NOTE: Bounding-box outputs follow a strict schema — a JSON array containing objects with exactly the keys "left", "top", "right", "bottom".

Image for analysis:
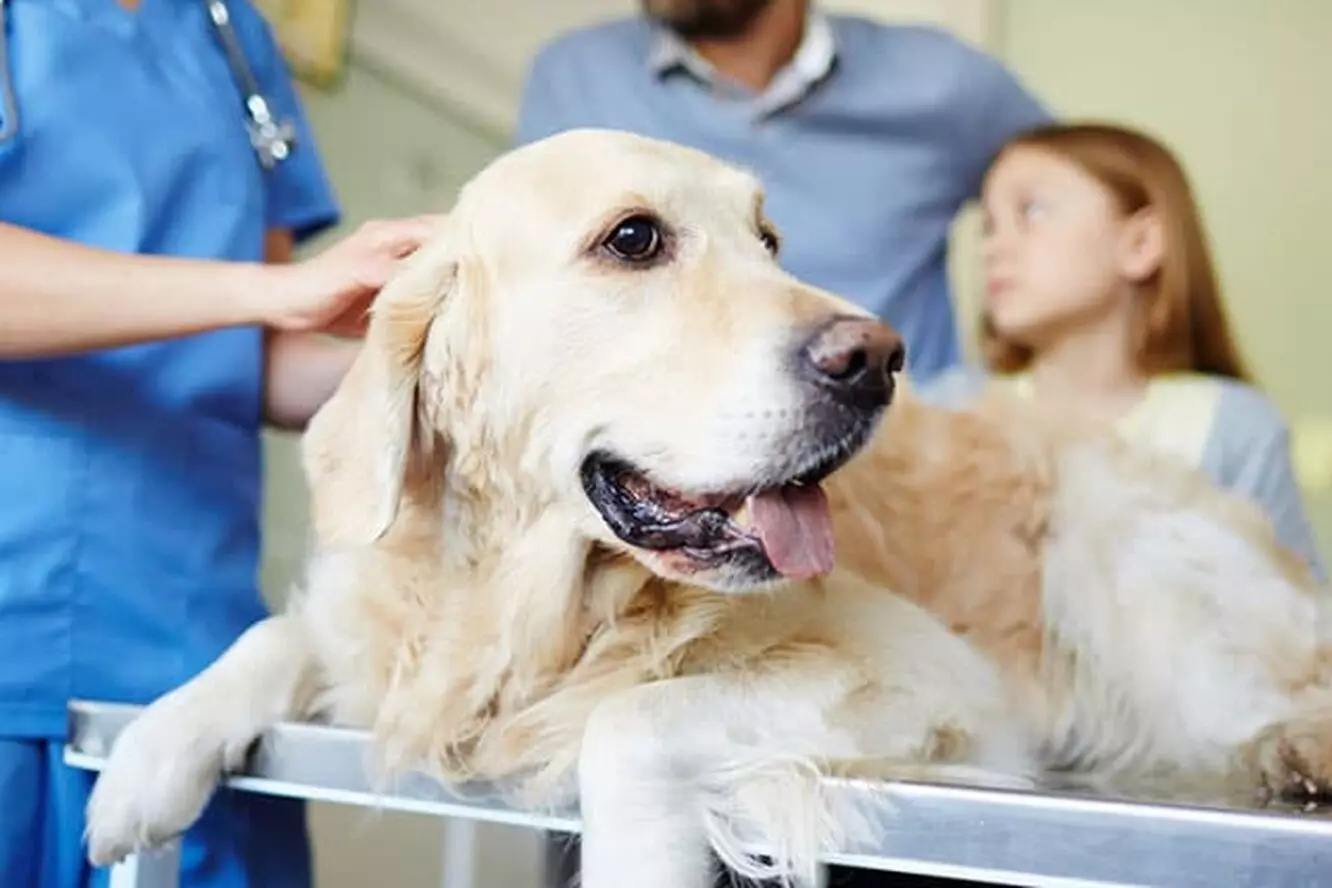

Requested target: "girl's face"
[{"left": 980, "top": 146, "right": 1162, "bottom": 349}]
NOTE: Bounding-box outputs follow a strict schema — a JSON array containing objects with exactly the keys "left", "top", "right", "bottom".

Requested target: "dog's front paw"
[
  {"left": 1244, "top": 714, "right": 1332, "bottom": 803},
  {"left": 85, "top": 699, "right": 229, "bottom": 866}
]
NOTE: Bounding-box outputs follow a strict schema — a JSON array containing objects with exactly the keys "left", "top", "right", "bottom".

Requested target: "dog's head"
[{"left": 304, "top": 129, "right": 905, "bottom": 593}]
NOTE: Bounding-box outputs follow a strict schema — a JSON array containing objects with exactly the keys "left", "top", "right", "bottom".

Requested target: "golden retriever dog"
[{"left": 85, "top": 129, "right": 1332, "bottom": 887}]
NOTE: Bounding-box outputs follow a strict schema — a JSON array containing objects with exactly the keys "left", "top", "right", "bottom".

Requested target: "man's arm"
[
  {"left": 260, "top": 228, "right": 360, "bottom": 431},
  {"left": 513, "top": 40, "right": 580, "bottom": 146},
  {"left": 0, "top": 221, "right": 270, "bottom": 358},
  {"left": 960, "top": 49, "right": 1054, "bottom": 196}
]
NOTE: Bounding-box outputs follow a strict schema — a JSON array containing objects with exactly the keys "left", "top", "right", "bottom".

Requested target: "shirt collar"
[{"left": 647, "top": 8, "right": 837, "bottom": 115}]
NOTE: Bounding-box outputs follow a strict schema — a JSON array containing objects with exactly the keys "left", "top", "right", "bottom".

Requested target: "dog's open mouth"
[{"left": 580, "top": 444, "right": 858, "bottom": 581}]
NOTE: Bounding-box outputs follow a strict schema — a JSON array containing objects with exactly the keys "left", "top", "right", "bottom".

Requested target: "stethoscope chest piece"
[
  {"left": 205, "top": 0, "right": 298, "bottom": 170},
  {"left": 242, "top": 91, "right": 298, "bottom": 170},
  {"left": 0, "top": 0, "right": 19, "bottom": 146}
]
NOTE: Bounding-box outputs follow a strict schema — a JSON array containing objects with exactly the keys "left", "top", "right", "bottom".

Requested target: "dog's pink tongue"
[{"left": 747, "top": 483, "right": 834, "bottom": 579}]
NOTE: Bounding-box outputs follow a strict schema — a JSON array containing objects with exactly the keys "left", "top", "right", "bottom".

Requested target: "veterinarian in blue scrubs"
[{"left": 0, "top": 1, "right": 432, "bottom": 886}]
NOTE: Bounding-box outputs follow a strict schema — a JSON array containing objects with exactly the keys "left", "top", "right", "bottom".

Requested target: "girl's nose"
[{"left": 981, "top": 232, "right": 1008, "bottom": 264}]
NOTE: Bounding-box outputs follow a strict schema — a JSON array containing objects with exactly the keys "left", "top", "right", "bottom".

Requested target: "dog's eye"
[
  {"left": 603, "top": 215, "right": 663, "bottom": 263},
  {"left": 759, "top": 227, "right": 780, "bottom": 255}
]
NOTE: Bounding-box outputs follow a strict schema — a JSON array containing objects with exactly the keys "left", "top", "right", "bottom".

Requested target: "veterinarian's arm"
[
  {"left": 259, "top": 228, "right": 361, "bottom": 431},
  {"left": 0, "top": 220, "right": 272, "bottom": 358},
  {"left": 0, "top": 218, "right": 438, "bottom": 359},
  {"left": 262, "top": 330, "right": 360, "bottom": 430}
]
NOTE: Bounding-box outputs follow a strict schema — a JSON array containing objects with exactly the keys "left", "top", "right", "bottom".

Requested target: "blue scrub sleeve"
[{"left": 230, "top": 1, "right": 341, "bottom": 244}]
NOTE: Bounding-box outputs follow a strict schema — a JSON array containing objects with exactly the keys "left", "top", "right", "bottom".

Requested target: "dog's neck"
[
  {"left": 435, "top": 481, "right": 722, "bottom": 684},
  {"left": 371, "top": 460, "right": 733, "bottom": 795}
]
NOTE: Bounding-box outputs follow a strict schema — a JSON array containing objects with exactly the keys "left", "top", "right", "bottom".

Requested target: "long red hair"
[{"left": 981, "top": 122, "right": 1251, "bottom": 382}]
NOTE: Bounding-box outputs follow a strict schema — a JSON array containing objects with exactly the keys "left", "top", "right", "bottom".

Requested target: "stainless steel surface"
[{"left": 66, "top": 699, "right": 1332, "bottom": 887}]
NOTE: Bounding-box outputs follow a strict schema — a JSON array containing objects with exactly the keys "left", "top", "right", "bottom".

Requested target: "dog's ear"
[{"left": 302, "top": 236, "right": 457, "bottom": 547}]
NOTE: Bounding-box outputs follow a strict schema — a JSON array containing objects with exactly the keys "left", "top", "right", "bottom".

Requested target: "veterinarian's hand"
[{"left": 261, "top": 216, "right": 444, "bottom": 337}]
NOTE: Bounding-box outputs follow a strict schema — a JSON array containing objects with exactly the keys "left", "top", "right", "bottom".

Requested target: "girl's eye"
[{"left": 1021, "top": 199, "right": 1047, "bottom": 221}]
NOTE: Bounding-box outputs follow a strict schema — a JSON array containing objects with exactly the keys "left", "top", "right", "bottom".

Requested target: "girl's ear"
[{"left": 1118, "top": 206, "right": 1165, "bottom": 283}]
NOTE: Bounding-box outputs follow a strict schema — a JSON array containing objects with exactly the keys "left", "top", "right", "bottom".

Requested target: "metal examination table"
[{"left": 65, "top": 699, "right": 1332, "bottom": 888}]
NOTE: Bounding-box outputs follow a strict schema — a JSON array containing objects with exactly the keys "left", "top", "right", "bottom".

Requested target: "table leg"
[
  {"left": 542, "top": 832, "right": 835, "bottom": 888},
  {"left": 440, "top": 819, "right": 478, "bottom": 888},
  {"left": 106, "top": 841, "right": 181, "bottom": 888},
  {"left": 543, "top": 831, "right": 579, "bottom": 888}
]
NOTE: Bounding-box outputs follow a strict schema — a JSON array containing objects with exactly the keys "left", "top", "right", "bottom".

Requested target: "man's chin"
[{"left": 642, "top": 0, "right": 774, "bottom": 41}]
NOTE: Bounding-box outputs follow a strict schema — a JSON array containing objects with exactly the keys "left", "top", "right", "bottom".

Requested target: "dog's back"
[{"left": 828, "top": 385, "right": 1332, "bottom": 796}]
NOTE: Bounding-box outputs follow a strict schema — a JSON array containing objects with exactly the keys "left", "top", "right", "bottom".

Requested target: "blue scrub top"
[{"left": 0, "top": 0, "right": 340, "bottom": 739}]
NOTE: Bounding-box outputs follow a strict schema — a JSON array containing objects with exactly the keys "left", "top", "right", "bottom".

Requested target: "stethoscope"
[
  {"left": 0, "top": 0, "right": 297, "bottom": 170},
  {"left": 0, "top": 0, "right": 16, "bottom": 147}
]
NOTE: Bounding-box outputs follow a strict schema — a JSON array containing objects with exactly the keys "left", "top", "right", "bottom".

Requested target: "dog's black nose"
[{"left": 800, "top": 316, "right": 906, "bottom": 408}]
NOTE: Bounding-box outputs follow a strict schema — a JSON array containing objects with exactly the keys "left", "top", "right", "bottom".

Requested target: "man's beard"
[{"left": 642, "top": 0, "right": 775, "bottom": 40}]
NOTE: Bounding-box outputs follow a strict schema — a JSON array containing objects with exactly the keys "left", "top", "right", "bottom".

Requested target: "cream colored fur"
[{"left": 85, "top": 130, "right": 1332, "bottom": 887}]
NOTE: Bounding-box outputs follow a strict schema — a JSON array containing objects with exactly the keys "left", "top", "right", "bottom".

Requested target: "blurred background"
[{"left": 252, "top": 0, "right": 1332, "bottom": 884}]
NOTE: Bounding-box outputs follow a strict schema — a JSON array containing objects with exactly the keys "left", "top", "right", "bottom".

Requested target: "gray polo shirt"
[{"left": 514, "top": 11, "right": 1051, "bottom": 380}]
